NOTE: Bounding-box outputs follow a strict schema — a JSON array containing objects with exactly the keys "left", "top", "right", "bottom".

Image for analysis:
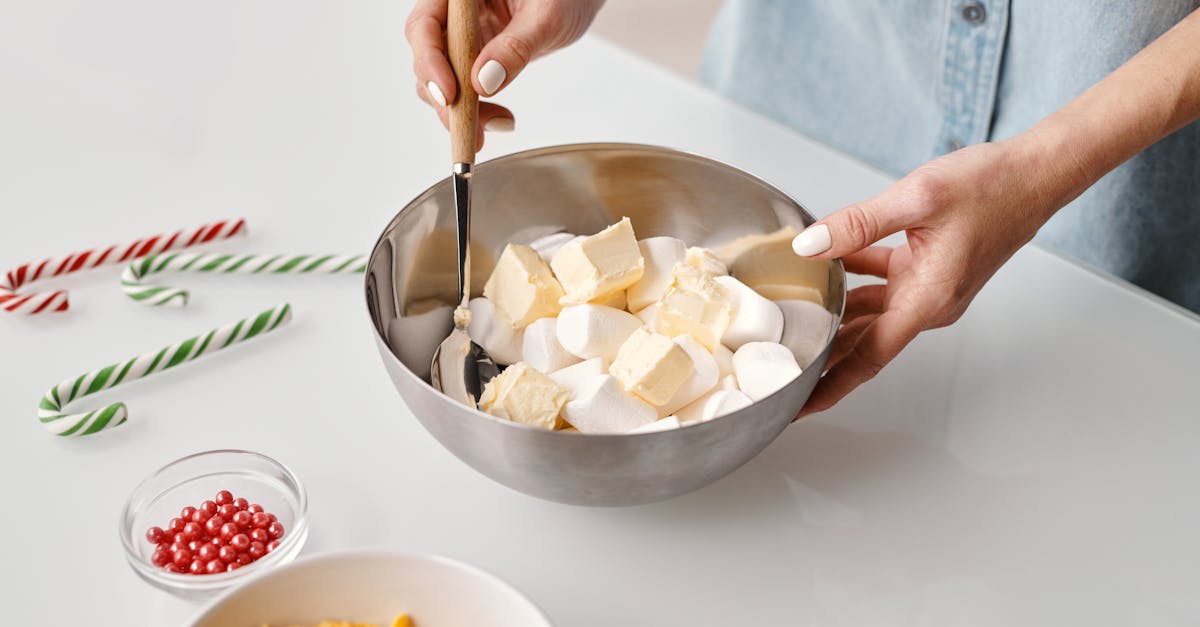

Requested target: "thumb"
[
  {"left": 792, "top": 197, "right": 915, "bottom": 259},
  {"left": 472, "top": 11, "right": 551, "bottom": 97}
]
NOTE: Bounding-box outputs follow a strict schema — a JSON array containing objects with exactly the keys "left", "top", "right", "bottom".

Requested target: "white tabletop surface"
[{"left": 3, "top": 2, "right": 1199, "bottom": 625}]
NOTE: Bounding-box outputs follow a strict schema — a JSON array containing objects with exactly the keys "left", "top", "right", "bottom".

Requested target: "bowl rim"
[
  {"left": 118, "top": 448, "right": 310, "bottom": 591},
  {"left": 365, "top": 141, "right": 846, "bottom": 437},
  {"left": 183, "top": 547, "right": 555, "bottom": 627}
]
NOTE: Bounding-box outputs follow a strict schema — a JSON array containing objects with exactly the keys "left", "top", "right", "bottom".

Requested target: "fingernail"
[
  {"left": 484, "top": 117, "right": 514, "bottom": 132},
  {"left": 426, "top": 81, "right": 447, "bottom": 108},
  {"left": 478, "top": 60, "right": 507, "bottom": 96},
  {"left": 792, "top": 224, "right": 832, "bottom": 256}
]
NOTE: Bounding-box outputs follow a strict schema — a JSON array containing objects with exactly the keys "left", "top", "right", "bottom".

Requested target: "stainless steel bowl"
[{"left": 365, "top": 143, "right": 845, "bottom": 506}]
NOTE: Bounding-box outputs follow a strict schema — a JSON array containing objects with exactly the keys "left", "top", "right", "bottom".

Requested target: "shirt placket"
[{"left": 935, "top": 0, "right": 1010, "bottom": 155}]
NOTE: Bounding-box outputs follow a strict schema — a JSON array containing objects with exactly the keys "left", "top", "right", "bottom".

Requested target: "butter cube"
[
  {"left": 483, "top": 244, "right": 565, "bottom": 329},
  {"left": 685, "top": 246, "right": 728, "bottom": 276},
  {"left": 478, "top": 362, "right": 569, "bottom": 430},
  {"left": 551, "top": 217, "right": 645, "bottom": 305},
  {"left": 716, "top": 227, "right": 829, "bottom": 307},
  {"left": 656, "top": 264, "right": 733, "bottom": 351},
  {"left": 610, "top": 328, "right": 695, "bottom": 406}
]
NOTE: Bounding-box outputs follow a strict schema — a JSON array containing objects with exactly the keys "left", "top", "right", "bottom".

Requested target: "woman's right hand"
[{"left": 405, "top": 0, "right": 605, "bottom": 144}]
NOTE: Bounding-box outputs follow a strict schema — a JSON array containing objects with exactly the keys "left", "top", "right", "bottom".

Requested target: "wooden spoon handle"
[{"left": 447, "top": 0, "right": 479, "bottom": 165}]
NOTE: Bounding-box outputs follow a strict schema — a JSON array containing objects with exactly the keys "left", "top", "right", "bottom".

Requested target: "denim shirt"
[{"left": 702, "top": 0, "right": 1200, "bottom": 312}]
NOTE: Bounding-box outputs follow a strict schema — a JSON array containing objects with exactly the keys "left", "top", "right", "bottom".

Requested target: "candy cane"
[
  {"left": 37, "top": 303, "right": 292, "bottom": 436},
  {"left": 120, "top": 253, "right": 367, "bottom": 307},
  {"left": 1, "top": 219, "right": 246, "bottom": 315}
]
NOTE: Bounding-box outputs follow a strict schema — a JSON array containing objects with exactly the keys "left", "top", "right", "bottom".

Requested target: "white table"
[{"left": 3, "top": 3, "right": 1198, "bottom": 625}]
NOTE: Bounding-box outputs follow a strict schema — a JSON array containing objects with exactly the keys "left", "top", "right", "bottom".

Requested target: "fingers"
[
  {"left": 842, "top": 284, "right": 887, "bottom": 320},
  {"left": 417, "top": 83, "right": 514, "bottom": 148},
  {"left": 841, "top": 246, "right": 893, "bottom": 278},
  {"left": 406, "top": 0, "right": 458, "bottom": 110},
  {"left": 798, "top": 309, "right": 923, "bottom": 417},
  {"left": 792, "top": 195, "right": 921, "bottom": 260},
  {"left": 472, "top": 10, "right": 549, "bottom": 96}
]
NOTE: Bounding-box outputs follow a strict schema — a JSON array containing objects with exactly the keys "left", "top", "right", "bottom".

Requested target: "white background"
[{"left": 2, "top": 2, "right": 1199, "bottom": 625}]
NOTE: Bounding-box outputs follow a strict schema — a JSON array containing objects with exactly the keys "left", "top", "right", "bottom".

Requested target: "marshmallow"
[
  {"left": 563, "top": 374, "right": 658, "bottom": 434},
  {"left": 712, "top": 343, "right": 734, "bottom": 378},
  {"left": 777, "top": 299, "right": 835, "bottom": 368},
  {"left": 548, "top": 358, "right": 605, "bottom": 399},
  {"left": 659, "top": 335, "right": 721, "bottom": 416},
  {"left": 714, "top": 275, "right": 784, "bottom": 350},
  {"left": 467, "top": 297, "right": 525, "bottom": 365},
  {"left": 386, "top": 304, "right": 453, "bottom": 380},
  {"left": 528, "top": 232, "right": 578, "bottom": 263},
  {"left": 630, "top": 415, "right": 681, "bottom": 434},
  {"left": 478, "top": 362, "right": 570, "bottom": 430},
  {"left": 719, "top": 373, "right": 740, "bottom": 391},
  {"left": 551, "top": 217, "right": 645, "bottom": 305},
  {"left": 732, "top": 341, "right": 802, "bottom": 401},
  {"left": 555, "top": 304, "right": 643, "bottom": 366},
  {"left": 610, "top": 328, "right": 695, "bottom": 406},
  {"left": 626, "top": 236, "right": 687, "bottom": 312},
  {"left": 521, "top": 317, "right": 582, "bottom": 373},
  {"left": 656, "top": 264, "right": 733, "bottom": 351},
  {"left": 483, "top": 244, "right": 564, "bottom": 328},
  {"left": 677, "top": 389, "right": 753, "bottom": 424},
  {"left": 634, "top": 302, "right": 661, "bottom": 333},
  {"left": 716, "top": 226, "right": 829, "bottom": 307},
  {"left": 685, "top": 246, "right": 728, "bottom": 276}
]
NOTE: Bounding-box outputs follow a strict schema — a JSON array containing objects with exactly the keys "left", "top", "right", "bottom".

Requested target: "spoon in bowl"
[{"left": 430, "top": 0, "right": 499, "bottom": 407}]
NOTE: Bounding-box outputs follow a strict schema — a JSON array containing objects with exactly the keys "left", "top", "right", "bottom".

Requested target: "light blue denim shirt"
[{"left": 702, "top": 0, "right": 1200, "bottom": 312}]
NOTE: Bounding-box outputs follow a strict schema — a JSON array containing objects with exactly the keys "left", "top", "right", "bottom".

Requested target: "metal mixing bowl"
[{"left": 365, "top": 143, "right": 845, "bottom": 506}]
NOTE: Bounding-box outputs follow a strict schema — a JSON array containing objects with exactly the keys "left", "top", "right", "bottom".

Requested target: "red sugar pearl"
[
  {"left": 248, "top": 503, "right": 264, "bottom": 514},
  {"left": 250, "top": 528, "right": 270, "bottom": 544},
  {"left": 267, "top": 540, "right": 280, "bottom": 553},
  {"left": 233, "top": 497, "right": 249, "bottom": 510},
  {"left": 248, "top": 541, "right": 266, "bottom": 559},
  {"left": 187, "top": 540, "right": 204, "bottom": 552},
  {"left": 165, "top": 563, "right": 184, "bottom": 574},
  {"left": 230, "top": 534, "right": 251, "bottom": 550},
  {"left": 227, "top": 561, "right": 242, "bottom": 572},
  {"left": 251, "top": 512, "right": 270, "bottom": 529},
  {"left": 171, "top": 548, "right": 192, "bottom": 568},
  {"left": 146, "top": 526, "right": 166, "bottom": 544},
  {"left": 200, "top": 500, "right": 218, "bottom": 516},
  {"left": 180, "top": 506, "right": 197, "bottom": 520},
  {"left": 267, "top": 522, "right": 284, "bottom": 540},
  {"left": 218, "top": 504, "right": 238, "bottom": 520},
  {"left": 197, "top": 543, "right": 219, "bottom": 562},
  {"left": 151, "top": 549, "right": 171, "bottom": 567},
  {"left": 191, "top": 508, "right": 211, "bottom": 524},
  {"left": 218, "top": 545, "right": 238, "bottom": 563},
  {"left": 232, "top": 511, "right": 252, "bottom": 529},
  {"left": 205, "top": 559, "right": 225, "bottom": 574},
  {"left": 236, "top": 552, "right": 252, "bottom": 566},
  {"left": 219, "top": 522, "right": 239, "bottom": 541},
  {"left": 214, "top": 490, "right": 234, "bottom": 506},
  {"left": 168, "top": 517, "right": 186, "bottom": 534},
  {"left": 181, "top": 522, "right": 203, "bottom": 542},
  {"left": 204, "top": 516, "right": 226, "bottom": 536},
  {"left": 189, "top": 559, "right": 205, "bottom": 575}
]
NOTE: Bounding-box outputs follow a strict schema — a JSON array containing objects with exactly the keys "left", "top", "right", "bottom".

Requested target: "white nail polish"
[
  {"left": 478, "top": 60, "right": 507, "bottom": 96},
  {"left": 426, "top": 81, "right": 447, "bottom": 108},
  {"left": 484, "top": 117, "right": 514, "bottom": 132},
  {"left": 792, "top": 224, "right": 832, "bottom": 257}
]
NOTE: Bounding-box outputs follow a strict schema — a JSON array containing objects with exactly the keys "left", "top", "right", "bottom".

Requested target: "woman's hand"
[
  {"left": 405, "top": 0, "right": 605, "bottom": 144},
  {"left": 794, "top": 133, "right": 1088, "bottom": 416}
]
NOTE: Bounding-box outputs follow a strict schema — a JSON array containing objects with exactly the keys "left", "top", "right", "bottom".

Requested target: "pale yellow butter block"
[
  {"left": 685, "top": 246, "right": 728, "bottom": 276},
  {"left": 551, "top": 217, "right": 645, "bottom": 305},
  {"left": 479, "top": 362, "right": 569, "bottom": 430},
  {"left": 656, "top": 263, "right": 733, "bottom": 351},
  {"left": 610, "top": 328, "right": 695, "bottom": 406},
  {"left": 716, "top": 227, "right": 829, "bottom": 307},
  {"left": 483, "top": 244, "right": 565, "bottom": 329}
]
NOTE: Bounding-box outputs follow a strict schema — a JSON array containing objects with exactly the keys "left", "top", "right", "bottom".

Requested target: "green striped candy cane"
[
  {"left": 121, "top": 253, "right": 366, "bottom": 307},
  {"left": 38, "top": 303, "right": 293, "bottom": 436}
]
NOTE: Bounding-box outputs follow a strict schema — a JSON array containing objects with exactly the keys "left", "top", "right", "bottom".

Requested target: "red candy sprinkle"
[{"left": 144, "top": 490, "right": 285, "bottom": 576}]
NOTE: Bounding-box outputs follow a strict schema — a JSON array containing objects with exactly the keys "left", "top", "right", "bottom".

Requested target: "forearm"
[{"left": 1022, "top": 8, "right": 1200, "bottom": 211}]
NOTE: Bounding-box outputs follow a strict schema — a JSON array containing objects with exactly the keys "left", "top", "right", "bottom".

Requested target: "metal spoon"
[{"left": 430, "top": 0, "right": 498, "bottom": 407}]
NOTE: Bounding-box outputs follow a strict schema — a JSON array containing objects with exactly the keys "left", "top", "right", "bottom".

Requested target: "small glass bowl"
[{"left": 119, "top": 449, "right": 309, "bottom": 600}]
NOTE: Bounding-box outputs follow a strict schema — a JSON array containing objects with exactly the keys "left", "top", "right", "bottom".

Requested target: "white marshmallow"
[
  {"left": 626, "top": 236, "right": 687, "bottom": 312},
  {"left": 714, "top": 275, "right": 784, "bottom": 350},
  {"left": 634, "top": 302, "right": 661, "bottom": 333},
  {"left": 548, "top": 358, "right": 605, "bottom": 399},
  {"left": 732, "top": 341, "right": 802, "bottom": 401},
  {"left": 711, "top": 343, "right": 734, "bottom": 378},
  {"left": 719, "top": 373, "right": 740, "bottom": 391},
  {"left": 630, "top": 415, "right": 681, "bottom": 433},
  {"left": 563, "top": 374, "right": 658, "bottom": 434},
  {"left": 521, "top": 317, "right": 582, "bottom": 373},
  {"left": 777, "top": 299, "right": 835, "bottom": 368},
  {"left": 467, "top": 297, "right": 525, "bottom": 365},
  {"left": 659, "top": 335, "right": 721, "bottom": 416},
  {"left": 555, "top": 304, "right": 643, "bottom": 366},
  {"left": 677, "top": 389, "right": 753, "bottom": 424},
  {"left": 386, "top": 304, "right": 453, "bottom": 380},
  {"left": 529, "top": 232, "right": 578, "bottom": 263}
]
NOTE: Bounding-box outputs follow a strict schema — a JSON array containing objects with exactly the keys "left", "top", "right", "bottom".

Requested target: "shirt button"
[{"left": 961, "top": 2, "right": 986, "bottom": 25}]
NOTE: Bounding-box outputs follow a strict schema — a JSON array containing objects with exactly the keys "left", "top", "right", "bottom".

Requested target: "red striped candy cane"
[{"left": 0, "top": 219, "right": 246, "bottom": 315}]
